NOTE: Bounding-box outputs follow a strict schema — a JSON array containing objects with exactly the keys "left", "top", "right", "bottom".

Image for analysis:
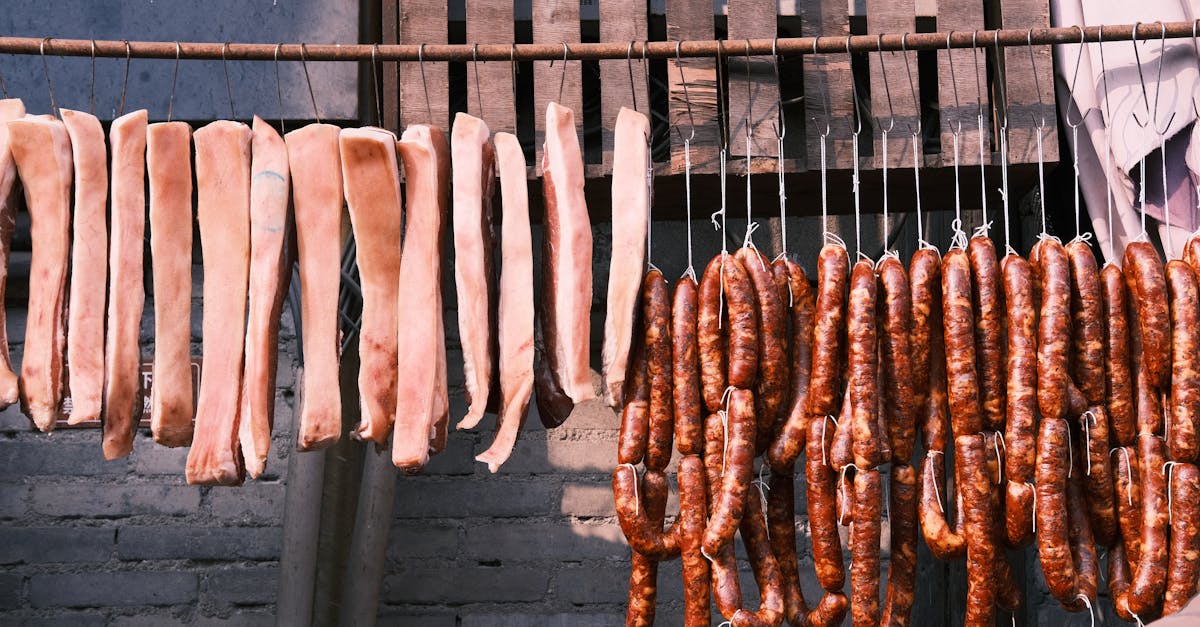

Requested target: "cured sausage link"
[
  {"left": 1109, "top": 541, "right": 1137, "bottom": 622},
  {"left": 702, "top": 388, "right": 756, "bottom": 555},
  {"left": 1163, "top": 462, "right": 1200, "bottom": 615},
  {"left": 1080, "top": 407, "right": 1118, "bottom": 547},
  {"left": 672, "top": 275, "right": 704, "bottom": 455},
  {"left": 1035, "top": 419, "right": 1078, "bottom": 607},
  {"left": 724, "top": 255, "right": 761, "bottom": 389},
  {"left": 1005, "top": 480, "right": 1036, "bottom": 549},
  {"left": 806, "top": 414, "right": 846, "bottom": 591},
  {"left": 767, "top": 259, "right": 816, "bottom": 472},
  {"left": 958, "top": 434, "right": 998, "bottom": 626},
  {"left": 678, "top": 454, "right": 711, "bottom": 627},
  {"left": 612, "top": 465, "right": 680, "bottom": 560},
  {"left": 1112, "top": 445, "right": 1142, "bottom": 565},
  {"left": 625, "top": 467, "right": 669, "bottom": 627},
  {"left": 849, "top": 469, "right": 882, "bottom": 627},
  {"left": 1130, "top": 290, "right": 1164, "bottom": 437},
  {"left": 808, "top": 244, "right": 850, "bottom": 416},
  {"left": 642, "top": 269, "right": 675, "bottom": 471},
  {"left": 1118, "top": 434, "right": 1169, "bottom": 617},
  {"left": 942, "top": 249, "right": 982, "bottom": 437},
  {"left": 1037, "top": 239, "right": 1078, "bottom": 421},
  {"left": 1102, "top": 263, "right": 1137, "bottom": 446},
  {"left": 920, "top": 451, "right": 966, "bottom": 560},
  {"left": 1166, "top": 260, "right": 1200, "bottom": 462},
  {"left": 732, "top": 488, "right": 785, "bottom": 627},
  {"left": 1124, "top": 241, "right": 1171, "bottom": 389},
  {"left": 698, "top": 254, "right": 729, "bottom": 412},
  {"left": 1067, "top": 455, "right": 1098, "bottom": 609},
  {"left": 1003, "top": 254, "right": 1038, "bottom": 484},
  {"left": 909, "top": 248, "right": 940, "bottom": 451},
  {"left": 735, "top": 247, "right": 789, "bottom": 454},
  {"left": 968, "top": 236, "right": 1006, "bottom": 432},
  {"left": 881, "top": 463, "right": 918, "bottom": 627},
  {"left": 1067, "top": 241, "right": 1105, "bottom": 404},
  {"left": 706, "top": 411, "right": 743, "bottom": 618},
  {"left": 767, "top": 471, "right": 808, "bottom": 625},
  {"left": 848, "top": 259, "right": 885, "bottom": 468},
  {"left": 878, "top": 256, "right": 916, "bottom": 462},
  {"left": 982, "top": 432, "right": 1021, "bottom": 611}
]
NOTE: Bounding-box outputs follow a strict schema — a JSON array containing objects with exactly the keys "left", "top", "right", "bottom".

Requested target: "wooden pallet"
[{"left": 378, "top": 0, "right": 1058, "bottom": 217}]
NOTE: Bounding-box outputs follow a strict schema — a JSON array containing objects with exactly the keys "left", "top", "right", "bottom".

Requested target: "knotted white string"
[
  {"left": 619, "top": 463, "right": 640, "bottom": 513},
  {"left": 1028, "top": 481, "right": 1038, "bottom": 533},
  {"left": 926, "top": 450, "right": 945, "bottom": 514},
  {"left": 1081, "top": 410, "right": 1096, "bottom": 476},
  {"left": 1164, "top": 460, "right": 1179, "bottom": 523}
]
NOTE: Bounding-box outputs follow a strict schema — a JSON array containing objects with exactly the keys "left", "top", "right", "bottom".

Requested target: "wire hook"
[
  {"left": 40, "top": 38, "right": 58, "bottom": 115},
  {"left": 1063, "top": 26, "right": 1090, "bottom": 129},
  {"left": 118, "top": 40, "right": 133, "bottom": 116},
  {"left": 511, "top": 43, "right": 519, "bottom": 128},
  {"left": 900, "top": 33, "right": 921, "bottom": 138},
  {"left": 945, "top": 31, "right": 962, "bottom": 135},
  {"left": 372, "top": 44, "right": 385, "bottom": 126},
  {"left": 1130, "top": 22, "right": 1153, "bottom": 129},
  {"left": 220, "top": 42, "right": 235, "bottom": 119},
  {"left": 168, "top": 42, "right": 182, "bottom": 123},
  {"left": 471, "top": 43, "right": 483, "bottom": 120},
  {"left": 273, "top": 44, "right": 286, "bottom": 133},
  {"left": 1025, "top": 29, "right": 1046, "bottom": 130},
  {"left": 770, "top": 38, "right": 785, "bottom": 141},
  {"left": 846, "top": 35, "right": 862, "bottom": 136},
  {"left": 673, "top": 41, "right": 696, "bottom": 142},
  {"left": 874, "top": 35, "right": 897, "bottom": 134},
  {"left": 810, "top": 36, "right": 831, "bottom": 138},
  {"left": 557, "top": 43, "right": 569, "bottom": 104},
  {"left": 627, "top": 41, "right": 639, "bottom": 113},
  {"left": 88, "top": 39, "right": 97, "bottom": 114},
  {"left": 418, "top": 43, "right": 433, "bottom": 124}
]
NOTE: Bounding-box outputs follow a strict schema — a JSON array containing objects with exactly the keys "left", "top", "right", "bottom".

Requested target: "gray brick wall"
[{"left": 0, "top": 201, "right": 1123, "bottom": 626}]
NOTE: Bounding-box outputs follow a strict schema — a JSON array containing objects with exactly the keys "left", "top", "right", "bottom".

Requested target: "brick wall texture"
[{"left": 0, "top": 215, "right": 1130, "bottom": 626}]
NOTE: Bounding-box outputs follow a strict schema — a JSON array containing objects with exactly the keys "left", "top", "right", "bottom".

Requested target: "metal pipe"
[{"left": 1, "top": 21, "right": 1198, "bottom": 62}]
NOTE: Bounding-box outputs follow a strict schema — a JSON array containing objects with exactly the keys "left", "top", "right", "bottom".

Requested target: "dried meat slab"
[
  {"left": 286, "top": 123, "right": 344, "bottom": 451},
  {"left": 147, "top": 121, "right": 194, "bottom": 447},
  {"left": 392, "top": 124, "right": 451, "bottom": 473},
  {"left": 7, "top": 115, "right": 72, "bottom": 431},
  {"left": 475, "top": 132, "right": 534, "bottom": 473},
  {"left": 186, "top": 120, "right": 252, "bottom": 486},
  {"left": 60, "top": 109, "right": 108, "bottom": 426},
  {"left": 339, "top": 127, "right": 402, "bottom": 447},
  {"left": 238, "top": 117, "right": 293, "bottom": 479},
  {"left": 0, "top": 99, "right": 27, "bottom": 409},
  {"left": 102, "top": 109, "right": 148, "bottom": 460}
]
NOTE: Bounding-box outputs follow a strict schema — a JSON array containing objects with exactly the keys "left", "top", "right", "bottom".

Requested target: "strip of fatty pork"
[
  {"left": 102, "top": 109, "right": 148, "bottom": 460},
  {"left": 476, "top": 132, "right": 534, "bottom": 473},
  {"left": 238, "top": 117, "right": 293, "bottom": 479},
  {"left": 0, "top": 99, "right": 26, "bottom": 409},
  {"left": 147, "top": 121, "right": 194, "bottom": 446},
  {"left": 600, "top": 106, "right": 650, "bottom": 408},
  {"left": 534, "top": 102, "right": 594, "bottom": 427},
  {"left": 339, "top": 127, "right": 402, "bottom": 447},
  {"left": 286, "top": 123, "right": 343, "bottom": 450},
  {"left": 60, "top": 110, "right": 108, "bottom": 426},
  {"left": 7, "top": 116, "right": 72, "bottom": 431},
  {"left": 451, "top": 112, "right": 497, "bottom": 430},
  {"left": 186, "top": 121, "right": 252, "bottom": 486},
  {"left": 393, "top": 124, "right": 452, "bottom": 472}
]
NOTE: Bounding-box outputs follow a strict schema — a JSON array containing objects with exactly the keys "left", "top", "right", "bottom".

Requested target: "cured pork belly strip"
[
  {"left": 451, "top": 112, "right": 497, "bottom": 430},
  {"left": 186, "top": 121, "right": 252, "bottom": 486},
  {"left": 238, "top": 117, "right": 293, "bottom": 479},
  {"left": 102, "top": 109, "right": 148, "bottom": 460},
  {"left": 392, "top": 124, "right": 451, "bottom": 472},
  {"left": 7, "top": 115, "right": 72, "bottom": 431},
  {"left": 147, "top": 121, "right": 194, "bottom": 446},
  {"left": 60, "top": 110, "right": 108, "bottom": 426},
  {"left": 534, "top": 102, "right": 594, "bottom": 427},
  {"left": 0, "top": 100, "right": 25, "bottom": 409},
  {"left": 339, "top": 127, "right": 402, "bottom": 447},
  {"left": 476, "top": 132, "right": 534, "bottom": 473},
  {"left": 286, "top": 123, "right": 343, "bottom": 451},
  {"left": 600, "top": 107, "right": 649, "bottom": 408}
]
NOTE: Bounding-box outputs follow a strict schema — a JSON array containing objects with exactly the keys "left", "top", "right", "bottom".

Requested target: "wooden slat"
[
  {"left": 866, "top": 0, "right": 917, "bottom": 169},
  {"left": 800, "top": 0, "right": 854, "bottom": 170},
  {"left": 465, "top": 0, "right": 516, "bottom": 134},
  {"left": 532, "top": 0, "right": 583, "bottom": 165},
  {"left": 935, "top": 0, "right": 989, "bottom": 168},
  {"left": 398, "top": 0, "right": 450, "bottom": 130},
  {"left": 381, "top": 0, "right": 400, "bottom": 133},
  {"left": 599, "top": 0, "right": 649, "bottom": 169},
  {"left": 727, "top": 0, "right": 780, "bottom": 160},
  {"left": 666, "top": 0, "right": 720, "bottom": 174},
  {"left": 1001, "top": 0, "right": 1059, "bottom": 164}
]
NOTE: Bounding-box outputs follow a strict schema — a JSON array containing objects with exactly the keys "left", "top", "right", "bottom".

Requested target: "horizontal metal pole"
[{"left": 0, "top": 21, "right": 1197, "bottom": 62}]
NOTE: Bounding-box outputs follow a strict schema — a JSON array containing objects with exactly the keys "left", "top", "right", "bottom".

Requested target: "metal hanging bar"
[{"left": 2, "top": 21, "right": 1200, "bottom": 62}]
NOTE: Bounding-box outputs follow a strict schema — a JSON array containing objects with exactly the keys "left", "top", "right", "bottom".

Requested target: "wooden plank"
[
  {"left": 727, "top": 0, "right": 780, "bottom": 160},
  {"left": 599, "top": 0, "right": 649, "bottom": 169},
  {"left": 381, "top": 0, "right": 399, "bottom": 133},
  {"left": 465, "top": 0, "right": 516, "bottom": 134},
  {"left": 1000, "top": 0, "right": 1059, "bottom": 165},
  {"left": 800, "top": 0, "right": 854, "bottom": 171},
  {"left": 666, "top": 0, "right": 720, "bottom": 174},
  {"left": 532, "top": 0, "right": 583, "bottom": 165},
  {"left": 866, "top": 0, "right": 918, "bottom": 170},
  {"left": 936, "top": 0, "right": 989, "bottom": 168},
  {"left": 398, "top": 0, "right": 450, "bottom": 130}
]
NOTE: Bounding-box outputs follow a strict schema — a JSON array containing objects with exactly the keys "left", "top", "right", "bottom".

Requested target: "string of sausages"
[{"left": 614, "top": 230, "right": 1200, "bottom": 625}]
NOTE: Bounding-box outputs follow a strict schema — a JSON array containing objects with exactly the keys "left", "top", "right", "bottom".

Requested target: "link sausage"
[
  {"left": 1166, "top": 260, "right": 1200, "bottom": 462},
  {"left": 880, "top": 463, "right": 918, "bottom": 626},
  {"left": 735, "top": 247, "right": 789, "bottom": 454},
  {"left": 1102, "top": 263, "right": 1136, "bottom": 446},
  {"left": 849, "top": 259, "right": 886, "bottom": 468},
  {"left": 678, "top": 454, "right": 711, "bottom": 627},
  {"left": 942, "top": 249, "right": 982, "bottom": 437},
  {"left": 643, "top": 269, "right": 675, "bottom": 471},
  {"left": 1035, "top": 419, "right": 1078, "bottom": 607},
  {"left": 705, "top": 411, "right": 743, "bottom": 617},
  {"left": 1067, "top": 240, "right": 1105, "bottom": 403},
  {"left": 849, "top": 468, "right": 882, "bottom": 627},
  {"left": 909, "top": 248, "right": 940, "bottom": 451},
  {"left": 1037, "top": 239, "right": 1075, "bottom": 421},
  {"left": 702, "top": 388, "right": 756, "bottom": 555},
  {"left": 808, "top": 244, "right": 850, "bottom": 416},
  {"left": 732, "top": 487, "right": 785, "bottom": 627},
  {"left": 807, "top": 413, "right": 846, "bottom": 591},
  {"left": 968, "top": 236, "right": 1006, "bottom": 432},
  {"left": 1117, "top": 434, "right": 1169, "bottom": 617},
  {"left": 612, "top": 465, "right": 680, "bottom": 560},
  {"left": 767, "top": 258, "right": 816, "bottom": 472},
  {"left": 699, "top": 254, "right": 729, "bottom": 412},
  {"left": 1124, "top": 241, "right": 1171, "bottom": 389},
  {"left": 768, "top": 471, "right": 808, "bottom": 625},
  {"left": 1162, "top": 462, "right": 1200, "bottom": 616},
  {"left": 878, "top": 256, "right": 916, "bottom": 462},
  {"left": 1080, "top": 407, "right": 1118, "bottom": 547},
  {"left": 672, "top": 274, "right": 704, "bottom": 456}
]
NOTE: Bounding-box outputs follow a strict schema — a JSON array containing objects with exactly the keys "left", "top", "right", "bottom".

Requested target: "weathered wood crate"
[{"left": 379, "top": 0, "right": 1057, "bottom": 218}]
